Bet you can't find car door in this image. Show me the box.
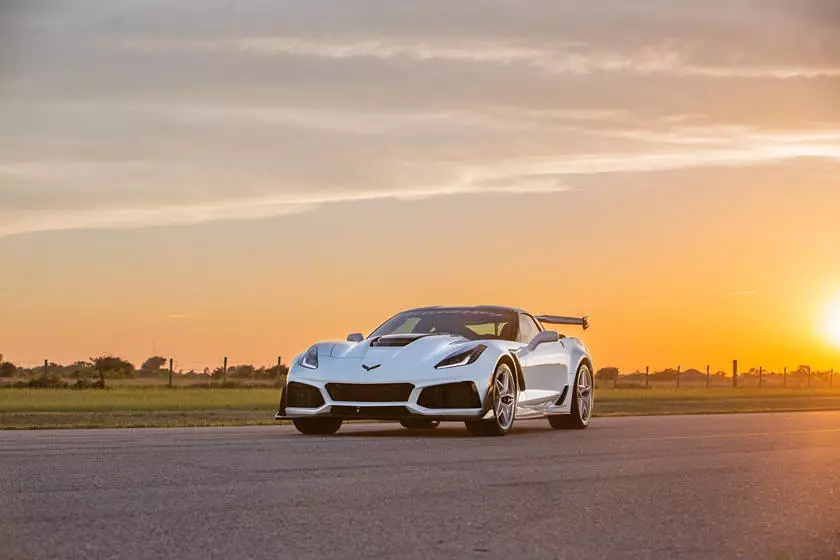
[515,313,571,412]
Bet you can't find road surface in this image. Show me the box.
[2,412,840,559]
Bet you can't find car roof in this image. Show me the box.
[404,305,529,315]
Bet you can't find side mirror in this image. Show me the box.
[346,333,364,343]
[527,330,560,351]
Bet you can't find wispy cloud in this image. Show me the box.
[0,178,571,237]
[3,127,838,237]
[119,36,840,79]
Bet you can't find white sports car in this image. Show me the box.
[275,306,594,436]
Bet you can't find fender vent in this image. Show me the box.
[555,385,569,407]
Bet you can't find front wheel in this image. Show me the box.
[292,417,343,435]
[549,362,593,430]
[465,361,517,437]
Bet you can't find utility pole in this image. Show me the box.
[168,358,173,388]
[759,367,763,389]
[808,366,812,389]
[645,366,649,388]
[676,365,681,389]
[223,356,228,384]
[44,359,48,375]
[733,360,738,389]
[706,365,710,389]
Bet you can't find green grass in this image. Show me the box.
[0,387,279,413]
[595,387,840,416]
[2,386,840,429]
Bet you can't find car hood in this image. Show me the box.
[328,334,478,368]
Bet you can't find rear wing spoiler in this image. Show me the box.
[535,315,590,330]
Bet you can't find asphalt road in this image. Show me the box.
[2,413,840,560]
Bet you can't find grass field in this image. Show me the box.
[2,386,840,429]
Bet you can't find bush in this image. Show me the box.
[25,371,69,389]
[0,362,17,378]
[71,378,105,390]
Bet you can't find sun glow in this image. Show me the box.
[823,297,840,347]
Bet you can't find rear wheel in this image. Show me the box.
[292,417,343,435]
[549,362,593,430]
[400,418,440,430]
[465,361,517,437]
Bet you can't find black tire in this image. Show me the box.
[465,361,517,437]
[549,362,593,430]
[292,417,343,435]
[400,418,441,430]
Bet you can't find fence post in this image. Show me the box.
[676,365,681,389]
[759,366,763,389]
[645,366,649,388]
[706,365,710,389]
[168,358,173,388]
[223,356,228,384]
[733,360,738,388]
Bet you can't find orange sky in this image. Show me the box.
[1,1,840,372]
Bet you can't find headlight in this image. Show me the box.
[435,345,487,369]
[298,346,319,370]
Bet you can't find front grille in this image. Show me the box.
[286,382,325,408]
[418,381,481,409]
[331,405,410,419]
[326,383,414,402]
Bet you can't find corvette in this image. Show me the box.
[275,306,594,436]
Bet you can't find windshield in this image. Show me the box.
[369,308,517,341]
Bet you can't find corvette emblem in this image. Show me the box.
[361,363,381,371]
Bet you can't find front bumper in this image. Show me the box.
[274,378,486,422]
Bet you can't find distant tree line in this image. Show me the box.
[0,354,289,388]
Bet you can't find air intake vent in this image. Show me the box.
[418,381,481,409]
[370,334,430,347]
[286,382,325,408]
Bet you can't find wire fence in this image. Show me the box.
[596,362,837,390]
[2,356,837,390]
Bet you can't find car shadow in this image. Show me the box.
[331,422,554,438]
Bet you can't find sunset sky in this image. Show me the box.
[2,0,840,372]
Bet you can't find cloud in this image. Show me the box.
[118,36,840,79]
[3,126,838,237]
[0,178,572,237]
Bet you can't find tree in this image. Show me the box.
[0,362,16,378]
[140,356,168,375]
[90,355,136,386]
[596,367,620,382]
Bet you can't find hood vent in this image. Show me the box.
[370,334,432,348]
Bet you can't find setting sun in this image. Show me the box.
[822,297,840,347]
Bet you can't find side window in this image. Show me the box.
[517,314,541,343]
